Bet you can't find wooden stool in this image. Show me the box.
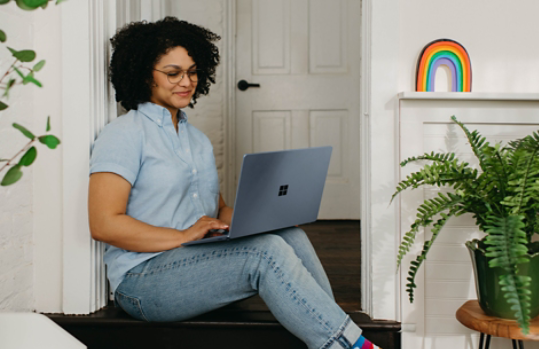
[456,300,539,349]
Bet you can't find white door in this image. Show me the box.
[235,0,361,219]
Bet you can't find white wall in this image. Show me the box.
[0,3,36,311]
[0,2,63,313]
[399,0,539,93]
[32,4,63,313]
[168,0,229,197]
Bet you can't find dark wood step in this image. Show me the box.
[47,305,400,349]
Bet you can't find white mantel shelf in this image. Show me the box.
[398,92,539,101]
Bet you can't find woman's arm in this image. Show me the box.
[88,172,229,252]
[217,194,233,226]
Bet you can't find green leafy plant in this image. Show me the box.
[392,116,539,334]
[0,0,64,185]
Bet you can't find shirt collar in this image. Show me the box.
[137,102,188,127]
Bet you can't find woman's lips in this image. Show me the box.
[174,91,191,97]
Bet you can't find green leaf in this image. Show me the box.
[8,47,36,62]
[13,49,36,62]
[0,29,6,42]
[13,67,25,79]
[0,0,11,5]
[33,59,45,72]
[23,0,47,6]
[18,146,36,167]
[56,0,68,4]
[22,74,42,87]
[46,116,50,132]
[16,0,47,10]
[0,101,8,111]
[38,135,61,149]
[12,123,35,140]
[3,78,16,98]
[1,165,23,186]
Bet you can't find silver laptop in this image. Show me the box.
[182,146,332,246]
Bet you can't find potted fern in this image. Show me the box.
[393,116,539,335]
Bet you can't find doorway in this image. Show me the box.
[233,0,362,219]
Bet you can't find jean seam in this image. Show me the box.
[125,246,259,277]
[261,250,334,335]
[319,316,352,349]
[116,290,150,322]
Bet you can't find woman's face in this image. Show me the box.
[150,46,198,117]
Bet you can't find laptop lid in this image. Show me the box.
[227,146,332,239]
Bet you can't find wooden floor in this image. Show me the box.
[223,220,361,313]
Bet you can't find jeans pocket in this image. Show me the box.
[115,291,149,322]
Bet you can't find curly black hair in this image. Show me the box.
[109,17,221,111]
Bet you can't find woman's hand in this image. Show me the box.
[184,216,229,242]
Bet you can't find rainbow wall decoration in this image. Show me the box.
[415,39,472,92]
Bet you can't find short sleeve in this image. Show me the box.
[89,117,141,186]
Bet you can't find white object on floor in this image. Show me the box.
[0,312,86,349]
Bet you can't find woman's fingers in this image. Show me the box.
[188,216,229,241]
[197,216,228,229]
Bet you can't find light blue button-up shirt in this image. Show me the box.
[90,102,220,293]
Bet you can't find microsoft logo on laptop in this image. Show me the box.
[278,185,289,196]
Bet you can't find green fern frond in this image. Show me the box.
[391,160,477,203]
[399,151,457,167]
[503,137,539,214]
[499,274,532,335]
[405,207,460,302]
[452,116,491,172]
[452,116,513,199]
[484,215,528,267]
[483,214,531,334]
[396,192,464,269]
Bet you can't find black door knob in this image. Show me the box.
[237,80,261,91]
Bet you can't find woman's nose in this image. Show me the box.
[179,74,192,87]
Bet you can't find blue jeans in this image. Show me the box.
[114,227,362,349]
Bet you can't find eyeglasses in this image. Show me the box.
[153,69,202,84]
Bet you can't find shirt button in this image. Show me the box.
[185,148,190,153]
[193,193,198,198]
[192,169,197,174]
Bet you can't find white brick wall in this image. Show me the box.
[0,3,36,311]
[169,0,227,189]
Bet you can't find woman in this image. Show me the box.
[88,17,381,349]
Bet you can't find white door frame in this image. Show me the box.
[359,0,373,317]
[60,0,171,315]
[61,0,118,314]
[60,0,401,320]
[224,0,390,318]
[366,0,400,321]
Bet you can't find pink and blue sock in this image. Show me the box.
[352,335,381,349]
